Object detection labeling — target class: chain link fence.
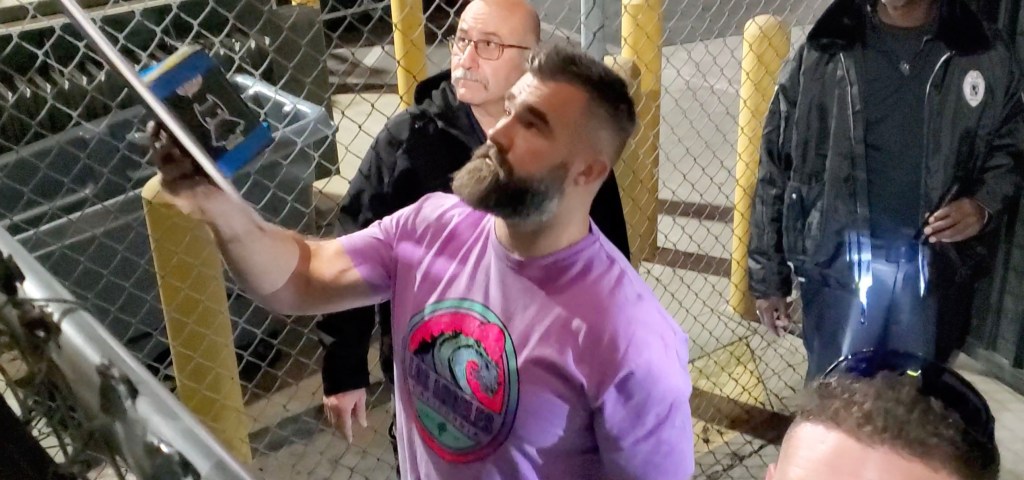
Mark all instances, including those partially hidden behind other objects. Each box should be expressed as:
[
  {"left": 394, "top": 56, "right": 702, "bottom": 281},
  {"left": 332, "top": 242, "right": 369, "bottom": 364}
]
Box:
[
  {"left": 0, "top": 229, "right": 254, "bottom": 479},
  {"left": 540, "top": 1, "right": 831, "bottom": 476},
  {"left": 0, "top": 0, "right": 850, "bottom": 478}
]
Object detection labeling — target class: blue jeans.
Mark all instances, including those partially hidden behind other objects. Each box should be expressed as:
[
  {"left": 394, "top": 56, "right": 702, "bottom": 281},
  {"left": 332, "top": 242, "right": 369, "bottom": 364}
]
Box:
[{"left": 799, "top": 244, "right": 938, "bottom": 380}]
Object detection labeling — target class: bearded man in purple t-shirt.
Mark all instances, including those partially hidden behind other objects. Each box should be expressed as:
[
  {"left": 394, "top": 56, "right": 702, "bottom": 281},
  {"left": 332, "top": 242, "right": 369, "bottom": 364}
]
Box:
[{"left": 149, "top": 42, "right": 694, "bottom": 479}]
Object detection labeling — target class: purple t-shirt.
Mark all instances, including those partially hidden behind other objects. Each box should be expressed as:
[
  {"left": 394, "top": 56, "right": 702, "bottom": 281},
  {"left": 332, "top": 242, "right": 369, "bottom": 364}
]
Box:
[{"left": 340, "top": 193, "right": 694, "bottom": 479}]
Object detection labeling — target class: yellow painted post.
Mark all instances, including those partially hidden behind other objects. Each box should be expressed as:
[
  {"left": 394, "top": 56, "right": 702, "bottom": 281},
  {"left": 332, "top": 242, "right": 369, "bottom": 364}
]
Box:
[
  {"left": 620, "top": 0, "right": 662, "bottom": 262},
  {"left": 142, "top": 177, "right": 252, "bottom": 463},
  {"left": 730, "top": 15, "right": 790, "bottom": 321},
  {"left": 605, "top": 55, "right": 644, "bottom": 269},
  {"left": 391, "top": 0, "right": 429, "bottom": 108}
]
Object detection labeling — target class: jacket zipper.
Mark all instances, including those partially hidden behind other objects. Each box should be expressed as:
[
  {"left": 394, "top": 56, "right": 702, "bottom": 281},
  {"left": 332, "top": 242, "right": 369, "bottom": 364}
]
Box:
[
  {"left": 839, "top": 52, "right": 871, "bottom": 305},
  {"left": 916, "top": 51, "right": 953, "bottom": 295},
  {"left": 922, "top": 52, "right": 954, "bottom": 216},
  {"left": 839, "top": 53, "right": 857, "bottom": 185}
]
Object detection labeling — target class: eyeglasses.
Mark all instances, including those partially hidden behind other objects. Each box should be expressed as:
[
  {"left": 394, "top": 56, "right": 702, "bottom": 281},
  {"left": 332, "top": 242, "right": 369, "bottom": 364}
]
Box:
[
  {"left": 825, "top": 350, "right": 999, "bottom": 470},
  {"left": 447, "top": 35, "right": 531, "bottom": 61}
]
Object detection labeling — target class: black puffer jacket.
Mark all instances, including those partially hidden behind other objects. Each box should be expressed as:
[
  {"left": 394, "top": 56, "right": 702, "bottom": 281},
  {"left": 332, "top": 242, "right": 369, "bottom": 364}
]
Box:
[
  {"left": 749, "top": 0, "right": 1024, "bottom": 299},
  {"left": 317, "top": 70, "right": 632, "bottom": 394}
]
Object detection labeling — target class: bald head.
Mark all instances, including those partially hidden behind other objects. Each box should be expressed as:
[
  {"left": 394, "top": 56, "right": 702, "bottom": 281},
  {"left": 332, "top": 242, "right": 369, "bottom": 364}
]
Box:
[
  {"left": 451, "top": 0, "right": 541, "bottom": 117},
  {"left": 461, "top": 0, "right": 541, "bottom": 45}
]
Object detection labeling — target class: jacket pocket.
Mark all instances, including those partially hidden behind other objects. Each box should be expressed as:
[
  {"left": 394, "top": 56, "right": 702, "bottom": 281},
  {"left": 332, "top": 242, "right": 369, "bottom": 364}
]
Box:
[{"left": 782, "top": 181, "right": 825, "bottom": 263}]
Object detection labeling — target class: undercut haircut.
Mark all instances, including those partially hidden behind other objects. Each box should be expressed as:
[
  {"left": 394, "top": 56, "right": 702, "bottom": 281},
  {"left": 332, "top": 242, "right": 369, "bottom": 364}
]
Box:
[{"left": 526, "top": 42, "right": 637, "bottom": 165}]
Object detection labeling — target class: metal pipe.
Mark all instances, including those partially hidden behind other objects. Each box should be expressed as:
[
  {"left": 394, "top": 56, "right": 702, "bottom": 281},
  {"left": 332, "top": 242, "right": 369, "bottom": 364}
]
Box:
[
  {"left": 390, "top": 0, "right": 429, "bottom": 109},
  {"left": 142, "top": 176, "right": 253, "bottom": 463},
  {"left": 730, "top": 15, "right": 790, "bottom": 321},
  {"left": 0, "top": 227, "right": 255, "bottom": 478},
  {"left": 620, "top": 0, "right": 662, "bottom": 261}
]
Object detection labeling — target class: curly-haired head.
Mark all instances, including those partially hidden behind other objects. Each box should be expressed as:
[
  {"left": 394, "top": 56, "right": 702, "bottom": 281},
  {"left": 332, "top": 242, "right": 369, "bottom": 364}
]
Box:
[{"left": 768, "top": 372, "right": 998, "bottom": 480}]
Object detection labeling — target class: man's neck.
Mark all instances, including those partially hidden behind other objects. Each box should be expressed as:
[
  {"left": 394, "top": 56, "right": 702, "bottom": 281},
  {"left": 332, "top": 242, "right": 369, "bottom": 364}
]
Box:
[
  {"left": 470, "top": 103, "right": 504, "bottom": 133},
  {"left": 877, "top": 0, "right": 939, "bottom": 28},
  {"left": 494, "top": 211, "right": 590, "bottom": 259}
]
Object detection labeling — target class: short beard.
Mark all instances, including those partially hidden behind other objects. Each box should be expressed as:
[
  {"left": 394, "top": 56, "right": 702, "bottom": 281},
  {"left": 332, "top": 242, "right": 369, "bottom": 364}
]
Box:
[{"left": 452, "top": 142, "right": 567, "bottom": 225}]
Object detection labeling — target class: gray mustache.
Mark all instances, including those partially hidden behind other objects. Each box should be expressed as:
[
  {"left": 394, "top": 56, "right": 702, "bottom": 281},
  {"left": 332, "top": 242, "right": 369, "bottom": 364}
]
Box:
[{"left": 452, "top": 69, "right": 487, "bottom": 86}]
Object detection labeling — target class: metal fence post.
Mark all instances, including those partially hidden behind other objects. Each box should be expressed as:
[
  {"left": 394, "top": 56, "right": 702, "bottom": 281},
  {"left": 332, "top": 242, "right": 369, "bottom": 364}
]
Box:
[
  {"left": 582, "top": 0, "right": 607, "bottom": 58},
  {"left": 390, "top": 0, "right": 429, "bottom": 108},
  {"left": 141, "top": 177, "right": 252, "bottom": 463},
  {"left": 621, "top": 0, "right": 662, "bottom": 261},
  {"left": 730, "top": 15, "right": 790, "bottom": 321}
]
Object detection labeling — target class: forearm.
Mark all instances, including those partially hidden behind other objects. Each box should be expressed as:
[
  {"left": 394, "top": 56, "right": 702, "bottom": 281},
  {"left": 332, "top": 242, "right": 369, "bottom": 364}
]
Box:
[
  {"left": 748, "top": 197, "right": 790, "bottom": 297},
  {"left": 236, "top": 232, "right": 376, "bottom": 316},
  {"left": 149, "top": 125, "right": 377, "bottom": 315},
  {"left": 193, "top": 188, "right": 375, "bottom": 316},
  {"left": 972, "top": 157, "right": 1021, "bottom": 221},
  {"left": 749, "top": 156, "right": 792, "bottom": 297},
  {"left": 749, "top": 76, "right": 796, "bottom": 298},
  {"left": 317, "top": 308, "right": 376, "bottom": 394},
  {"left": 195, "top": 190, "right": 302, "bottom": 301}
]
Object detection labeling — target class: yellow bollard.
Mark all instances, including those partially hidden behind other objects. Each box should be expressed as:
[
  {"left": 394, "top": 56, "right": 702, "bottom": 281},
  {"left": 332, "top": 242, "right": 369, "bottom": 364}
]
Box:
[
  {"left": 605, "top": 55, "right": 644, "bottom": 269},
  {"left": 142, "top": 177, "right": 252, "bottom": 463},
  {"left": 730, "top": 15, "right": 790, "bottom": 321},
  {"left": 390, "top": 0, "right": 429, "bottom": 108},
  {"left": 620, "top": 0, "right": 662, "bottom": 262}
]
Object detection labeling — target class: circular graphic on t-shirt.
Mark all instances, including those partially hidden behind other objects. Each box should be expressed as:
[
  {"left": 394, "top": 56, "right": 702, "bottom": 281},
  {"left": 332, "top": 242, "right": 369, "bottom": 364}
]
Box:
[{"left": 403, "top": 299, "right": 519, "bottom": 463}]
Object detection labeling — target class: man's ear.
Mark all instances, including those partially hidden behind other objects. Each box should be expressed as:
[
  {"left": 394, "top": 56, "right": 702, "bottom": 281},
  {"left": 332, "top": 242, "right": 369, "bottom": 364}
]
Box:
[
  {"left": 572, "top": 158, "right": 610, "bottom": 187},
  {"left": 765, "top": 463, "right": 777, "bottom": 480}
]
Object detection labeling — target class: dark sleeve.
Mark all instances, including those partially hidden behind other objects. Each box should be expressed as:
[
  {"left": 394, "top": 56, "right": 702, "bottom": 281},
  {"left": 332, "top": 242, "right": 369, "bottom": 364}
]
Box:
[
  {"left": 336, "top": 116, "right": 409, "bottom": 233},
  {"left": 317, "top": 307, "right": 377, "bottom": 394},
  {"left": 748, "top": 45, "right": 804, "bottom": 299},
  {"left": 591, "top": 172, "right": 632, "bottom": 261},
  {"left": 317, "top": 116, "right": 410, "bottom": 393},
  {"left": 971, "top": 46, "right": 1024, "bottom": 220}
]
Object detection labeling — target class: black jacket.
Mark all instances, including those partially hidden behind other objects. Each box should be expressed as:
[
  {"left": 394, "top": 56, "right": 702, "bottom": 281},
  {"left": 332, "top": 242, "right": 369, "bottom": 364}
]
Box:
[
  {"left": 317, "top": 70, "right": 632, "bottom": 394},
  {"left": 749, "top": 0, "right": 1024, "bottom": 299}
]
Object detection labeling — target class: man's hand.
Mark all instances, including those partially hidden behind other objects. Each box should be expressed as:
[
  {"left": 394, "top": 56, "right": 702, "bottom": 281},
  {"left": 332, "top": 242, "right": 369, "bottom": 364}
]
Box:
[
  {"left": 924, "top": 198, "right": 988, "bottom": 243},
  {"left": 324, "top": 388, "right": 368, "bottom": 443},
  {"left": 147, "top": 121, "right": 228, "bottom": 218},
  {"left": 755, "top": 297, "right": 792, "bottom": 336}
]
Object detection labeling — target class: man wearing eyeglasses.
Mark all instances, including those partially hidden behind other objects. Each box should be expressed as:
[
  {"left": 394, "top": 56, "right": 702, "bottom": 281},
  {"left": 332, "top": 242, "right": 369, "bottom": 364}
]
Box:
[
  {"left": 768, "top": 350, "right": 999, "bottom": 480},
  {"left": 315, "top": 0, "right": 631, "bottom": 467}
]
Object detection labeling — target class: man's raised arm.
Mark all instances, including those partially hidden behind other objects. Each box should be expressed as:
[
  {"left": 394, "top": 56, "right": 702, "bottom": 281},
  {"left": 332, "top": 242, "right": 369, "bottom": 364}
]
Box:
[{"left": 149, "top": 123, "right": 381, "bottom": 316}]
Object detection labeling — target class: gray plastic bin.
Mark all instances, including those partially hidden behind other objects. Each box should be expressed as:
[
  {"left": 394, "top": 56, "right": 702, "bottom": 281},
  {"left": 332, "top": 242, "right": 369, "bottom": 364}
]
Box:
[{"left": 1, "top": 74, "right": 334, "bottom": 377}]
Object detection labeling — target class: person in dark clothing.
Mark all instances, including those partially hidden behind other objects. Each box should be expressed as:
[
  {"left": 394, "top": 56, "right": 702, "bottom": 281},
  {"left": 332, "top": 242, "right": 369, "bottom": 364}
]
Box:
[
  {"left": 315, "top": 0, "right": 631, "bottom": 461},
  {"left": 749, "top": 0, "right": 1024, "bottom": 380}
]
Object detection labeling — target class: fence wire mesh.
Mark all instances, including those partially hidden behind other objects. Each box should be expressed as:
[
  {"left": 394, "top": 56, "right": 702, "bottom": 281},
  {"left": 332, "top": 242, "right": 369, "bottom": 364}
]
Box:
[
  {"left": 0, "top": 229, "right": 254, "bottom": 480},
  {"left": 0, "top": 0, "right": 846, "bottom": 478}
]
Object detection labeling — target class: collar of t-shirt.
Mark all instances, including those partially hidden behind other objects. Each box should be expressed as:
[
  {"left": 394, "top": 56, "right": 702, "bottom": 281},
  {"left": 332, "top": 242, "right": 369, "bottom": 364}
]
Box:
[{"left": 487, "top": 216, "right": 601, "bottom": 277}]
